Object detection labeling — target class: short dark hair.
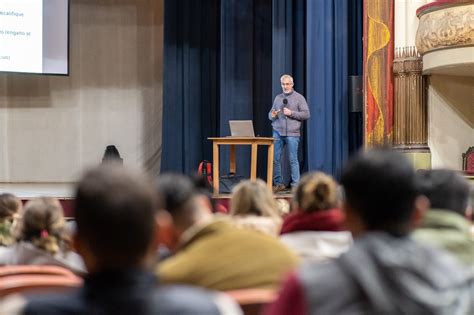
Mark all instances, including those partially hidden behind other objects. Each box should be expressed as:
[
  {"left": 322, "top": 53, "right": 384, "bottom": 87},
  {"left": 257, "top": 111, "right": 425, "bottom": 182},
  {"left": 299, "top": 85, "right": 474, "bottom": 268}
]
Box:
[
  {"left": 416, "top": 169, "right": 470, "bottom": 216},
  {"left": 75, "top": 165, "right": 157, "bottom": 267},
  {"left": 340, "top": 148, "right": 418, "bottom": 232},
  {"left": 155, "top": 173, "right": 197, "bottom": 218}
]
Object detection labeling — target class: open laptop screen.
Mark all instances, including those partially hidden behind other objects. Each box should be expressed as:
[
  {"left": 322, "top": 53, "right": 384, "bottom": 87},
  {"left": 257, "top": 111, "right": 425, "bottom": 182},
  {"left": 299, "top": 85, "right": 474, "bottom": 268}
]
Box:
[{"left": 229, "top": 120, "right": 255, "bottom": 137}]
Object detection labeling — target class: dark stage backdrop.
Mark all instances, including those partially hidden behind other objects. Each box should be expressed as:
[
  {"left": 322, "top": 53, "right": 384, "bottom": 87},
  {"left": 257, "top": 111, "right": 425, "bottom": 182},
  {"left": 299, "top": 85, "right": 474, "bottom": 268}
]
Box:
[{"left": 161, "top": 0, "right": 362, "bottom": 179}]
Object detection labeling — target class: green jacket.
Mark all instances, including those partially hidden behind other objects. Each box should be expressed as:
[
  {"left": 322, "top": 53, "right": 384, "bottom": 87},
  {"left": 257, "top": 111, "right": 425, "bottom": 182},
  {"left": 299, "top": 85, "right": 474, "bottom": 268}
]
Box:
[
  {"left": 158, "top": 219, "right": 298, "bottom": 291},
  {"left": 413, "top": 209, "right": 474, "bottom": 268}
]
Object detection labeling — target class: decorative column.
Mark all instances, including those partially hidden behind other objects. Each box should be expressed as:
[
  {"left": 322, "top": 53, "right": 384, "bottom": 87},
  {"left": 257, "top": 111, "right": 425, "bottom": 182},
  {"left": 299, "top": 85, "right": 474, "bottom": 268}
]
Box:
[
  {"left": 391, "top": 0, "right": 431, "bottom": 169},
  {"left": 393, "top": 47, "right": 429, "bottom": 151}
]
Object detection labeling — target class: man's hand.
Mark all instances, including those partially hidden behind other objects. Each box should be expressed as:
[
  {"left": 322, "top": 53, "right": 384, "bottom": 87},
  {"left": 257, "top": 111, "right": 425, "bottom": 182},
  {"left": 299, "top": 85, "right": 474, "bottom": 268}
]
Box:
[
  {"left": 271, "top": 109, "right": 280, "bottom": 118},
  {"left": 283, "top": 107, "right": 292, "bottom": 117}
]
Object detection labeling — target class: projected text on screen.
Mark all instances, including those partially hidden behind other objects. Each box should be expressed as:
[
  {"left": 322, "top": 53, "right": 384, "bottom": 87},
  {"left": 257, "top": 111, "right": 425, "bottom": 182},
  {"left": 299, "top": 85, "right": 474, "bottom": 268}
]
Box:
[{"left": 0, "top": 0, "right": 69, "bottom": 75}]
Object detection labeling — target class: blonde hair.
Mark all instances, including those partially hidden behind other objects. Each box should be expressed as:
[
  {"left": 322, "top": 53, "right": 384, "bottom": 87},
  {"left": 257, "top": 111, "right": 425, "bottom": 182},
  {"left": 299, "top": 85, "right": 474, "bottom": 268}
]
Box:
[
  {"left": 230, "top": 179, "right": 281, "bottom": 220},
  {"left": 0, "top": 193, "right": 22, "bottom": 246},
  {"left": 16, "top": 197, "right": 70, "bottom": 254},
  {"left": 295, "top": 172, "right": 338, "bottom": 212}
]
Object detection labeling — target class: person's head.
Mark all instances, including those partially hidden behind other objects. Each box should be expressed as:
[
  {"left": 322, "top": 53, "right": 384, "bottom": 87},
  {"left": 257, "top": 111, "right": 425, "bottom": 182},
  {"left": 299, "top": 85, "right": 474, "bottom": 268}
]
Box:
[
  {"left": 155, "top": 173, "right": 212, "bottom": 243},
  {"left": 230, "top": 179, "right": 280, "bottom": 220},
  {"left": 294, "top": 172, "right": 339, "bottom": 212},
  {"left": 191, "top": 174, "right": 216, "bottom": 211},
  {"left": 340, "top": 148, "right": 426, "bottom": 236},
  {"left": 102, "top": 145, "right": 123, "bottom": 165},
  {"left": 0, "top": 193, "right": 22, "bottom": 246},
  {"left": 74, "top": 165, "right": 158, "bottom": 272},
  {"left": 280, "top": 74, "right": 294, "bottom": 94},
  {"left": 416, "top": 169, "right": 470, "bottom": 217},
  {"left": 16, "top": 197, "right": 70, "bottom": 254}
]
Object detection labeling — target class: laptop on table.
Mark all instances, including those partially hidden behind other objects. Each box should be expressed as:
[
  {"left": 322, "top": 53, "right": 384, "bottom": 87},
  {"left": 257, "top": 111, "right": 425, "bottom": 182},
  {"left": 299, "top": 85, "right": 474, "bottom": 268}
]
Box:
[{"left": 229, "top": 120, "right": 255, "bottom": 137}]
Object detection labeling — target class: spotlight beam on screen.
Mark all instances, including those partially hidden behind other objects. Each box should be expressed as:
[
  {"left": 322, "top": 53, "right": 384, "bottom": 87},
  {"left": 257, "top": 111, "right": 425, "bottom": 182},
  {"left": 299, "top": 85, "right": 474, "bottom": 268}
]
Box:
[{"left": 0, "top": 0, "right": 69, "bottom": 75}]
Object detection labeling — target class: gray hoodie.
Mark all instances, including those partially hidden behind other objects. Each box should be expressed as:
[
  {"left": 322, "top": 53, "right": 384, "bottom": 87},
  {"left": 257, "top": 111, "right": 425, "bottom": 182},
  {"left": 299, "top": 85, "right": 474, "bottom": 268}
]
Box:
[
  {"left": 298, "top": 232, "right": 474, "bottom": 315},
  {"left": 268, "top": 90, "right": 310, "bottom": 136}
]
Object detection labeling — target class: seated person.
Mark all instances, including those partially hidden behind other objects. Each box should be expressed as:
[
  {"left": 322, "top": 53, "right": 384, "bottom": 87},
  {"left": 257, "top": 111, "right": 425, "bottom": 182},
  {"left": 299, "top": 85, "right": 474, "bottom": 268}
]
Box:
[
  {"left": 156, "top": 174, "right": 298, "bottom": 291},
  {"left": 0, "top": 193, "right": 22, "bottom": 247},
  {"left": 279, "top": 172, "right": 352, "bottom": 261},
  {"left": 230, "top": 179, "right": 282, "bottom": 236},
  {"left": 0, "top": 197, "right": 85, "bottom": 275},
  {"left": 1, "top": 165, "right": 240, "bottom": 315},
  {"left": 266, "top": 149, "right": 473, "bottom": 315},
  {"left": 413, "top": 169, "right": 474, "bottom": 267}
]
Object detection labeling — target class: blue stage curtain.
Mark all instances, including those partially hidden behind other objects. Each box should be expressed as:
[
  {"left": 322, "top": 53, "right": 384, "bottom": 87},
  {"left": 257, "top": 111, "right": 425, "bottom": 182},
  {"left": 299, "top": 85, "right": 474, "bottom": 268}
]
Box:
[
  {"left": 219, "top": 0, "right": 273, "bottom": 177},
  {"left": 161, "top": 0, "right": 362, "bottom": 178},
  {"left": 306, "top": 0, "right": 350, "bottom": 176},
  {"left": 161, "top": 0, "right": 220, "bottom": 173},
  {"left": 162, "top": 0, "right": 272, "bottom": 177}
]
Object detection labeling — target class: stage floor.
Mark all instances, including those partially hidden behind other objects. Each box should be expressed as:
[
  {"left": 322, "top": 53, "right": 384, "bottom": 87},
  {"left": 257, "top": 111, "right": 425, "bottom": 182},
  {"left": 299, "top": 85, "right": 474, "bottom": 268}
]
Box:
[{"left": 2, "top": 183, "right": 293, "bottom": 217}]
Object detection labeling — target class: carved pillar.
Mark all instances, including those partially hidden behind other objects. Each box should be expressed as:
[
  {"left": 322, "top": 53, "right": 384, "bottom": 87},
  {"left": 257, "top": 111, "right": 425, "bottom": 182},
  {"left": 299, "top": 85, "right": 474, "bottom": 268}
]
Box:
[{"left": 393, "top": 46, "right": 430, "bottom": 167}]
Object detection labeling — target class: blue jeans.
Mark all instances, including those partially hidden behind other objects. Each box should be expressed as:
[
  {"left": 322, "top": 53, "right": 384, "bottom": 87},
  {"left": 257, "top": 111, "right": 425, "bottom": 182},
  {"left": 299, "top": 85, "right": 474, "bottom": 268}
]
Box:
[{"left": 273, "top": 131, "right": 300, "bottom": 187}]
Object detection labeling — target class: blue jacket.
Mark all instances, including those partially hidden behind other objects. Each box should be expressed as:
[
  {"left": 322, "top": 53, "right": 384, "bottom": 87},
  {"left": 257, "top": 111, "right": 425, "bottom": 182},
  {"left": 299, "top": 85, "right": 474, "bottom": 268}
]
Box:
[{"left": 7, "top": 269, "right": 236, "bottom": 315}]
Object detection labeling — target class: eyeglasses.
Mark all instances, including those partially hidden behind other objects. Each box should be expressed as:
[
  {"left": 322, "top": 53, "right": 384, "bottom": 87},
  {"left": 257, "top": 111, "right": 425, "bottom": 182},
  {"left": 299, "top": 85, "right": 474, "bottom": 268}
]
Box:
[{"left": 281, "top": 83, "right": 292, "bottom": 86}]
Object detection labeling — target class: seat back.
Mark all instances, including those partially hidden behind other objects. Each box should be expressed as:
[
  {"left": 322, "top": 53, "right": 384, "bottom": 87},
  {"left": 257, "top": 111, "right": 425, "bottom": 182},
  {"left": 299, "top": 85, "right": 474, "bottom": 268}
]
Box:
[
  {"left": 0, "top": 265, "right": 77, "bottom": 278},
  {"left": 462, "top": 146, "right": 474, "bottom": 174},
  {"left": 225, "top": 288, "right": 277, "bottom": 315},
  {"left": 0, "top": 265, "right": 82, "bottom": 297}
]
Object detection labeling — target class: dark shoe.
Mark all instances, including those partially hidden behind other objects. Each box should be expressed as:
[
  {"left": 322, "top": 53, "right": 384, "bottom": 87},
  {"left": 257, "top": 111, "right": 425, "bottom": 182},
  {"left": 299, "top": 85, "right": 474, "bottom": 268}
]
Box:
[{"left": 272, "top": 184, "right": 286, "bottom": 194}]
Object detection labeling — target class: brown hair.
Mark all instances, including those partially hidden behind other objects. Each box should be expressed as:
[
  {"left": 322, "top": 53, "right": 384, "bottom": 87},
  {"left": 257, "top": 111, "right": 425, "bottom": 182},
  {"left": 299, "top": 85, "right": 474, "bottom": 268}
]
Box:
[
  {"left": 0, "top": 193, "right": 22, "bottom": 246},
  {"left": 16, "top": 197, "right": 70, "bottom": 254},
  {"left": 230, "top": 179, "right": 280, "bottom": 220},
  {"left": 295, "top": 172, "right": 338, "bottom": 212}
]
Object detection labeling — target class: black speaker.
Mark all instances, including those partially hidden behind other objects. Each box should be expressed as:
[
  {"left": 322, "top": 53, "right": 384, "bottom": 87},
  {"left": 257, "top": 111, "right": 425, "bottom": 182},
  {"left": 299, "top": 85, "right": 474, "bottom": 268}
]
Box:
[{"left": 349, "top": 75, "right": 362, "bottom": 113}]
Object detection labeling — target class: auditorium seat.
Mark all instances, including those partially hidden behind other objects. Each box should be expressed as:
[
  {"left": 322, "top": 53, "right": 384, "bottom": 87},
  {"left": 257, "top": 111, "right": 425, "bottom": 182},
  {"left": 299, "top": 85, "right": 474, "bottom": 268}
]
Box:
[
  {"left": 225, "top": 288, "right": 277, "bottom": 315},
  {"left": 0, "top": 266, "right": 82, "bottom": 297},
  {"left": 0, "top": 265, "right": 77, "bottom": 278},
  {"left": 462, "top": 146, "right": 474, "bottom": 174}
]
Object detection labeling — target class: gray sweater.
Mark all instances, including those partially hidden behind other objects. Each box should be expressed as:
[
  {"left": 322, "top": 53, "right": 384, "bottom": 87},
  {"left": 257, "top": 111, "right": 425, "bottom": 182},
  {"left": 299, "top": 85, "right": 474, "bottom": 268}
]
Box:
[{"left": 268, "top": 90, "right": 310, "bottom": 136}]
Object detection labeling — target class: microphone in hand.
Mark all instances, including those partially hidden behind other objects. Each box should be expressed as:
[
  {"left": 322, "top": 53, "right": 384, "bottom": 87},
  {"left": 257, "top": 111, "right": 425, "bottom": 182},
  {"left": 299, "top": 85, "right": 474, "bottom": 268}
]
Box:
[{"left": 282, "top": 98, "right": 290, "bottom": 118}]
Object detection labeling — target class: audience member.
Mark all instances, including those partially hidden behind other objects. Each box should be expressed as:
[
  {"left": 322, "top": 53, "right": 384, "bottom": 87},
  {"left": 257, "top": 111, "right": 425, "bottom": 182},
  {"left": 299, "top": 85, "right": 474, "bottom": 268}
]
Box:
[
  {"left": 266, "top": 148, "right": 473, "bottom": 315},
  {"left": 0, "top": 165, "right": 240, "bottom": 315},
  {"left": 413, "top": 169, "right": 474, "bottom": 267},
  {"left": 230, "top": 179, "right": 282, "bottom": 236},
  {"left": 156, "top": 174, "right": 298, "bottom": 291},
  {"left": 0, "top": 197, "right": 85, "bottom": 274},
  {"left": 279, "top": 172, "right": 352, "bottom": 261},
  {"left": 0, "top": 193, "right": 22, "bottom": 246}
]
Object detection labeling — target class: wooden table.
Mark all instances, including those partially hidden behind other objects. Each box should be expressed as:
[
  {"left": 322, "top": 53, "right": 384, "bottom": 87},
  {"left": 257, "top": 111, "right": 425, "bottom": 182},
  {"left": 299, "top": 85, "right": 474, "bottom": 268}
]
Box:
[{"left": 208, "top": 137, "right": 275, "bottom": 192}]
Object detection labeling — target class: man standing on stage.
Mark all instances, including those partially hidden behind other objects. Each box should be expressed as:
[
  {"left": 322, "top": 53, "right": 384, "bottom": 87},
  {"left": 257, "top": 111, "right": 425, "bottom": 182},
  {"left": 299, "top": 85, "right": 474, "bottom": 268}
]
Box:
[{"left": 269, "top": 74, "right": 310, "bottom": 193}]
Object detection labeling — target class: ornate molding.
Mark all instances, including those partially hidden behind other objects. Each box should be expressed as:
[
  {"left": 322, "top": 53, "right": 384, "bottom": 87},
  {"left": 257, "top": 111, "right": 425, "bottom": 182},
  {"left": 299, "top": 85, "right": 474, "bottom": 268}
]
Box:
[{"left": 416, "top": 4, "right": 474, "bottom": 55}]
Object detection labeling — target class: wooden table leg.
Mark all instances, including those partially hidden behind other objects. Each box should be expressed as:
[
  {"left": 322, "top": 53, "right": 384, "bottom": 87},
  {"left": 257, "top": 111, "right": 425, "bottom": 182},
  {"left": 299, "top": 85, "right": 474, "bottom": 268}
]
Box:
[
  {"left": 230, "top": 145, "right": 236, "bottom": 174},
  {"left": 250, "top": 143, "right": 258, "bottom": 180},
  {"left": 267, "top": 143, "right": 274, "bottom": 190},
  {"left": 213, "top": 142, "right": 219, "bottom": 194}
]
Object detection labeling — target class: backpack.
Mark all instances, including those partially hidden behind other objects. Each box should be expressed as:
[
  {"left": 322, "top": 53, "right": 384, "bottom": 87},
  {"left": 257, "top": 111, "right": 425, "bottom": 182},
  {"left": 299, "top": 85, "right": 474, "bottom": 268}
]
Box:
[{"left": 198, "top": 160, "right": 213, "bottom": 185}]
